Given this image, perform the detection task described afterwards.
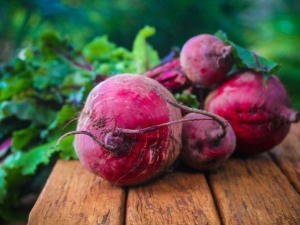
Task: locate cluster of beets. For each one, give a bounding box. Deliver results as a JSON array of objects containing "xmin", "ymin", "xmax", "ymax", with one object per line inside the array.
[{"xmin": 59, "ymin": 34, "xmax": 300, "ymax": 186}]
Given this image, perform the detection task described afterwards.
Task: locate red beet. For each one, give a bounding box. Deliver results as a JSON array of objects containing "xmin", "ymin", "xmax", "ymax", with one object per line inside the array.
[
  {"xmin": 180, "ymin": 113, "xmax": 236, "ymax": 171},
  {"xmin": 63, "ymin": 74, "xmax": 183, "ymax": 185},
  {"xmin": 143, "ymin": 58, "xmax": 187, "ymax": 91},
  {"xmin": 205, "ymin": 70, "xmax": 300, "ymax": 155},
  {"xmin": 180, "ymin": 34, "xmax": 233, "ymax": 87}
]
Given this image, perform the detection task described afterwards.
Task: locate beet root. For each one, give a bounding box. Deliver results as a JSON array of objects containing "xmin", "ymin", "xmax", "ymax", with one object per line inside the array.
[
  {"xmin": 71, "ymin": 74, "xmax": 183, "ymax": 185},
  {"xmin": 205, "ymin": 70, "xmax": 300, "ymax": 155},
  {"xmin": 180, "ymin": 34, "xmax": 233, "ymax": 87},
  {"xmin": 180, "ymin": 113, "xmax": 236, "ymax": 171}
]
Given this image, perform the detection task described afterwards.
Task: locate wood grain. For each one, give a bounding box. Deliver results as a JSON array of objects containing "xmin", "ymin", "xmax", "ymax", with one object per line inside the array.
[
  {"xmin": 28, "ymin": 160, "xmax": 126, "ymax": 225},
  {"xmin": 28, "ymin": 124, "xmax": 300, "ymax": 225},
  {"xmin": 208, "ymin": 153, "xmax": 300, "ymax": 225},
  {"xmin": 269, "ymin": 123, "xmax": 300, "ymax": 193},
  {"xmin": 126, "ymin": 170, "xmax": 220, "ymax": 225}
]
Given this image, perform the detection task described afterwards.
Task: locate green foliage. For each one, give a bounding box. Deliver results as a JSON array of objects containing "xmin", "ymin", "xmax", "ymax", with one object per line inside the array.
[
  {"xmin": 83, "ymin": 35, "xmax": 117, "ymax": 62},
  {"xmin": 132, "ymin": 26, "xmax": 160, "ymax": 73},
  {"xmin": 0, "ymin": 32, "xmax": 83, "ymax": 220},
  {"xmin": 2, "ymin": 142, "xmax": 59, "ymax": 178},
  {"xmin": 245, "ymin": 3, "xmax": 300, "ymax": 110},
  {"xmin": 174, "ymin": 90, "xmax": 199, "ymax": 109},
  {"xmin": 11, "ymin": 127, "xmax": 39, "ymax": 151},
  {"xmin": 215, "ymin": 30, "xmax": 281, "ymax": 81},
  {"xmin": 83, "ymin": 35, "xmax": 136, "ymax": 75},
  {"xmin": 0, "ymin": 26, "xmax": 159, "ymax": 222}
]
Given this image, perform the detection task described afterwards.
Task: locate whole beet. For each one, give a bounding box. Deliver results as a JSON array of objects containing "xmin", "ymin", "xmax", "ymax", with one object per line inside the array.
[
  {"xmin": 73, "ymin": 74, "xmax": 182, "ymax": 185},
  {"xmin": 181, "ymin": 113, "xmax": 236, "ymax": 171},
  {"xmin": 205, "ymin": 70, "xmax": 300, "ymax": 155},
  {"xmin": 180, "ymin": 34, "xmax": 233, "ymax": 87}
]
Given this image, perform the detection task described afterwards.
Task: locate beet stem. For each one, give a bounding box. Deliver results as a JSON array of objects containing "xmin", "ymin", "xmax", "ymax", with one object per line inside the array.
[
  {"xmin": 278, "ymin": 107, "xmax": 300, "ymax": 123},
  {"xmin": 56, "ymin": 130, "xmax": 116, "ymax": 151},
  {"xmin": 221, "ymin": 46, "xmax": 232, "ymax": 58},
  {"xmin": 295, "ymin": 112, "xmax": 300, "ymax": 123},
  {"xmin": 289, "ymin": 111, "xmax": 300, "ymax": 123},
  {"xmin": 117, "ymin": 118, "xmax": 213, "ymax": 134},
  {"xmin": 56, "ymin": 119, "xmax": 214, "ymax": 152},
  {"xmin": 153, "ymin": 89, "xmax": 228, "ymax": 139}
]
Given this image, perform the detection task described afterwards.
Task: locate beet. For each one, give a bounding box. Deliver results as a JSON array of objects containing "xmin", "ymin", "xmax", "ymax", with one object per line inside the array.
[
  {"xmin": 180, "ymin": 113, "xmax": 236, "ymax": 171},
  {"xmin": 180, "ymin": 34, "xmax": 233, "ymax": 87},
  {"xmin": 205, "ymin": 70, "xmax": 300, "ymax": 155},
  {"xmin": 143, "ymin": 58, "xmax": 188, "ymax": 91},
  {"xmin": 62, "ymin": 74, "xmax": 183, "ymax": 185}
]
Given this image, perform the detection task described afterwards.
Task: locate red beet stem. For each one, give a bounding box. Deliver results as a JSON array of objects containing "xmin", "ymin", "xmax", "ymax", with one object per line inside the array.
[
  {"xmin": 280, "ymin": 107, "xmax": 300, "ymax": 123},
  {"xmin": 56, "ymin": 130, "xmax": 117, "ymax": 151},
  {"xmin": 56, "ymin": 118, "xmax": 215, "ymax": 154},
  {"xmin": 220, "ymin": 45, "xmax": 232, "ymax": 58},
  {"xmin": 116, "ymin": 117, "xmax": 214, "ymax": 134},
  {"xmin": 153, "ymin": 88, "xmax": 228, "ymax": 139},
  {"xmin": 143, "ymin": 58, "xmax": 187, "ymax": 90}
]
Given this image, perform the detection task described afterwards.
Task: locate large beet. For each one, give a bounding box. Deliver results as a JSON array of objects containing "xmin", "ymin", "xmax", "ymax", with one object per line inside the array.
[
  {"xmin": 205, "ymin": 70, "xmax": 300, "ymax": 155},
  {"xmin": 72, "ymin": 74, "xmax": 182, "ymax": 185}
]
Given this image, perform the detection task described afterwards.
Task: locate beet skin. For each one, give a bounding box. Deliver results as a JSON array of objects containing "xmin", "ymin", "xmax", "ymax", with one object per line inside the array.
[
  {"xmin": 180, "ymin": 34, "xmax": 233, "ymax": 87},
  {"xmin": 74, "ymin": 74, "xmax": 182, "ymax": 185},
  {"xmin": 180, "ymin": 113, "xmax": 236, "ymax": 171},
  {"xmin": 205, "ymin": 70, "xmax": 300, "ymax": 155}
]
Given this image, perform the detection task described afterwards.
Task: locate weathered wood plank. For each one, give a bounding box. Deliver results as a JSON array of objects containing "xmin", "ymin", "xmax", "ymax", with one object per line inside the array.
[
  {"xmin": 208, "ymin": 153, "xmax": 300, "ymax": 225},
  {"xmin": 28, "ymin": 160, "xmax": 125, "ymax": 225},
  {"xmin": 126, "ymin": 170, "xmax": 220, "ymax": 225},
  {"xmin": 269, "ymin": 123, "xmax": 300, "ymax": 193}
]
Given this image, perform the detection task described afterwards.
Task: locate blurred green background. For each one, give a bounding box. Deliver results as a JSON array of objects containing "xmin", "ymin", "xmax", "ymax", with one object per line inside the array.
[{"xmin": 1, "ymin": 0, "xmax": 299, "ymax": 109}]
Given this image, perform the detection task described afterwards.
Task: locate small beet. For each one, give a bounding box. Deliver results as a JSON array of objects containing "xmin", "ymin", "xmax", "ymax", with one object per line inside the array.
[
  {"xmin": 180, "ymin": 113, "xmax": 236, "ymax": 171},
  {"xmin": 205, "ymin": 70, "xmax": 300, "ymax": 155},
  {"xmin": 180, "ymin": 34, "xmax": 233, "ymax": 87}
]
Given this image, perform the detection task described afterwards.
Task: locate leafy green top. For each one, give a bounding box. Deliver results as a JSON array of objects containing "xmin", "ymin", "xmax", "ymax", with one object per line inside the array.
[
  {"xmin": 215, "ymin": 30, "xmax": 281, "ymax": 80},
  {"xmin": 0, "ymin": 26, "xmax": 159, "ymax": 222}
]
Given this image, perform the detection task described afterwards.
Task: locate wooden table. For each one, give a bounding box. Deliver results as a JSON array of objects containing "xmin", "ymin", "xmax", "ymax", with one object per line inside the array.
[{"xmin": 28, "ymin": 124, "xmax": 300, "ymax": 225}]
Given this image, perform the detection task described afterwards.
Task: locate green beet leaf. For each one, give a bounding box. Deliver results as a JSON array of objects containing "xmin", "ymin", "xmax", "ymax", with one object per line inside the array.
[
  {"xmin": 11, "ymin": 127, "xmax": 40, "ymax": 151},
  {"xmin": 215, "ymin": 30, "xmax": 281, "ymax": 80},
  {"xmin": 2, "ymin": 141, "xmax": 59, "ymax": 175},
  {"xmin": 0, "ymin": 26, "xmax": 163, "ymax": 222},
  {"xmin": 132, "ymin": 25, "xmax": 160, "ymax": 73},
  {"xmin": 56, "ymin": 135, "xmax": 77, "ymax": 160},
  {"xmin": 174, "ymin": 90, "xmax": 199, "ymax": 109},
  {"xmin": 83, "ymin": 36, "xmax": 136, "ymax": 75},
  {"xmin": 0, "ymin": 100, "xmax": 57, "ymax": 126},
  {"xmin": 0, "ymin": 141, "xmax": 59, "ymax": 206},
  {"xmin": 83, "ymin": 35, "xmax": 117, "ymax": 62},
  {"xmin": 0, "ymin": 168, "xmax": 7, "ymax": 204}
]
